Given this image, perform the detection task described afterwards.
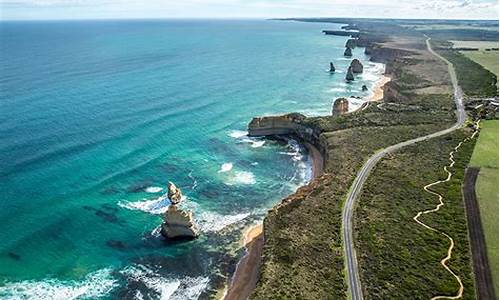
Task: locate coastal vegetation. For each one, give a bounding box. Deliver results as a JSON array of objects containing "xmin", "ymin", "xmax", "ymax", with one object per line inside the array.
[
  {"xmin": 469, "ymin": 119, "xmax": 499, "ymax": 294},
  {"xmin": 354, "ymin": 129, "xmax": 477, "ymax": 299}
]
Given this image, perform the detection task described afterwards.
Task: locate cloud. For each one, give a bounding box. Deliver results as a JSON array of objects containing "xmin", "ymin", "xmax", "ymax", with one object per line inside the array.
[{"xmin": 0, "ymin": 0, "xmax": 497, "ymax": 20}]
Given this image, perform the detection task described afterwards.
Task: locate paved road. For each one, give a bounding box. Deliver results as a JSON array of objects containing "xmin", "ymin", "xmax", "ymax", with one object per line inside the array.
[{"xmin": 342, "ymin": 37, "xmax": 467, "ymax": 300}]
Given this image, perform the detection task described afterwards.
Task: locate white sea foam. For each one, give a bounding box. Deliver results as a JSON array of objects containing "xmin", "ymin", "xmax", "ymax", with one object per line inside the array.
[
  {"xmin": 228, "ymin": 130, "xmax": 248, "ymax": 138},
  {"xmin": 225, "ymin": 171, "xmax": 256, "ymax": 185},
  {"xmin": 250, "ymin": 140, "xmax": 265, "ymax": 148},
  {"xmin": 120, "ymin": 265, "xmax": 209, "ymax": 300},
  {"xmin": 196, "ymin": 211, "xmax": 251, "ymax": 232},
  {"xmin": 0, "ymin": 269, "xmax": 117, "ymax": 300},
  {"xmin": 121, "ymin": 197, "xmax": 250, "ymax": 233},
  {"xmin": 118, "ymin": 195, "xmax": 171, "ymax": 215},
  {"xmin": 145, "ymin": 186, "xmax": 163, "ymax": 193},
  {"xmin": 218, "ymin": 162, "xmax": 233, "ymax": 173}
]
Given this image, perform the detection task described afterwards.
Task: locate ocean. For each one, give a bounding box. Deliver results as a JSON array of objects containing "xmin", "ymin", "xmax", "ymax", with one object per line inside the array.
[{"xmin": 0, "ymin": 19, "xmax": 384, "ymax": 299}]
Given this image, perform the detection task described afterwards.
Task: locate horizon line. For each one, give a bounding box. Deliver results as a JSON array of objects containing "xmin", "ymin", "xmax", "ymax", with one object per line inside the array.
[{"xmin": 1, "ymin": 16, "xmax": 498, "ymax": 22}]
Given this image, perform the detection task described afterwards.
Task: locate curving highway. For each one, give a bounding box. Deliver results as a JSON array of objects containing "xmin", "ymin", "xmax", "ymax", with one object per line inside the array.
[{"xmin": 342, "ymin": 37, "xmax": 467, "ymax": 300}]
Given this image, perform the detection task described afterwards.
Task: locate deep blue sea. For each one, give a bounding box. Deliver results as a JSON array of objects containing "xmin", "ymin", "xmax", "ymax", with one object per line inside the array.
[{"xmin": 0, "ymin": 19, "xmax": 383, "ymax": 299}]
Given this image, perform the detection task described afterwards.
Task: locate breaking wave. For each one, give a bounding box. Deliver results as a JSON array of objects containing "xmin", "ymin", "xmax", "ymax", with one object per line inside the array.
[
  {"xmin": 218, "ymin": 162, "xmax": 233, "ymax": 173},
  {"xmin": 0, "ymin": 269, "xmax": 117, "ymax": 300},
  {"xmin": 145, "ymin": 186, "xmax": 163, "ymax": 193},
  {"xmin": 121, "ymin": 265, "xmax": 209, "ymax": 300}
]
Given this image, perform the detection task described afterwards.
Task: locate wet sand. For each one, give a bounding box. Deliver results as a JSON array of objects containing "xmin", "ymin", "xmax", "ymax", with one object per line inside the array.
[
  {"xmin": 368, "ymin": 75, "xmax": 391, "ymax": 102},
  {"xmin": 224, "ymin": 224, "xmax": 264, "ymax": 300}
]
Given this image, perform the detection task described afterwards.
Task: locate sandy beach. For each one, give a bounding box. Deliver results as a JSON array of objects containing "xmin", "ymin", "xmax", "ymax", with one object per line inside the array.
[
  {"xmin": 224, "ymin": 224, "xmax": 264, "ymax": 300},
  {"xmin": 368, "ymin": 74, "xmax": 391, "ymax": 102},
  {"xmin": 223, "ymin": 141, "xmax": 323, "ymax": 300}
]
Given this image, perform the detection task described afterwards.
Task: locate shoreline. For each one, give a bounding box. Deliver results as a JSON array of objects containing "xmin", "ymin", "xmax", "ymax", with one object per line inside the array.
[
  {"xmin": 224, "ymin": 44, "xmax": 387, "ymax": 300},
  {"xmin": 368, "ymin": 74, "xmax": 391, "ymax": 102},
  {"xmin": 223, "ymin": 141, "xmax": 323, "ymax": 300}
]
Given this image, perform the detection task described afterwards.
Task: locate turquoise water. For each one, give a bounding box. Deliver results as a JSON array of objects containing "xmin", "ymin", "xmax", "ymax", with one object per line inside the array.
[{"xmin": 0, "ymin": 19, "xmax": 383, "ymax": 298}]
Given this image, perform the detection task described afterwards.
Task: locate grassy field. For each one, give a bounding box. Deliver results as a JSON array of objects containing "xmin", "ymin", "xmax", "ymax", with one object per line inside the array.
[
  {"xmin": 354, "ymin": 129, "xmax": 477, "ymax": 299},
  {"xmin": 432, "ymin": 40, "xmax": 498, "ymax": 97},
  {"xmin": 463, "ymin": 51, "xmax": 499, "ymax": 77},
  {"xmin": 450, "ymin": 40, "xmax": 499, "ymax": 76},
  {"xmin": 470, "ymin": 119, "xmax": 499, "ymax": 294},
  {"xmin": 451, "ymin": 40, "xmax": 499, "ymax": 49}
]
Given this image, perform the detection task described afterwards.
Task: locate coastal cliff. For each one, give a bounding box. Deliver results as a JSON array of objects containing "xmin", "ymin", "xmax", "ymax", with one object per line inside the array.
[{"xmin": 248, "ymin": 113, "xmax": 327, "ymax": 174}]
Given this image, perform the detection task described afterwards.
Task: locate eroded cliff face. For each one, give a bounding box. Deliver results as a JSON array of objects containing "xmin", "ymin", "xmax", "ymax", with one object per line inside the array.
[{"xmin": 248, "ymin": 113, "xmax": 328, "ymax": 170}]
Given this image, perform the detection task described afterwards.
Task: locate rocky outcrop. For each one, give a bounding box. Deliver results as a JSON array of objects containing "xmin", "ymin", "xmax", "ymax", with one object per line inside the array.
[
  {"xmin": 346, "ymin": 66, "xmax": 355, "ymax": 81},
  {"xmin": 345, "ymin": 39, "xmax": 356, "ymax": 49},
  {"xmin": 362, "ymin": 85, "xmax": 368, "ymax": 91},
  {"xmin": 248, "ymin": 113, "xmax": 306, "ymax": 136},
  {"xmin": 247, "ymin": 113, "xmax": 328, "ymax": 171},
  {"xmin": 161, "ymin": 182, "xmax": 199, "ymax": 239},
  {"xmin": 332, "ymin": 98, "xmax": 349, "ymax": 115},
  {"xmin": 382, "ymin": 81, "xmax": 408, "ymax": 103},
  {"xmin": 167, "ymin": 182, "xmax": 183, "ymax": 205},
  {"xmin": 350, "ymin": 59, "xmax": 363, "ymax": 73},
  {"xmin": 329, "ymin": 62, "xmax": 336, "ymax": 73},
  {"xmin": 322, "ymin": 30, "xmax": 360, "ymax": 38},
  {"xmin": 344, "ymin": 47, "xmax": 352, "ymax": 57}
]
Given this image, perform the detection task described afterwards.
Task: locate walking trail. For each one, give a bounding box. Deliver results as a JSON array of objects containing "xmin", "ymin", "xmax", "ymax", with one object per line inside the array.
[{"xmin": 413, "ymin": 120, "xmax": 480, "ymax": 300}]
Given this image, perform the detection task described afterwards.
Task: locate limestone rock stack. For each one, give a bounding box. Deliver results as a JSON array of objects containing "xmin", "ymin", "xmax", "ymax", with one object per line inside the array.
[
  {"xmin": 350, "ymin": 59, "xmax": 364, "ymax": 73},
  {"xmin": 344, "ymin": 47, "xmax": 352, "ymax": 57},
  {"xmin": 332, "ymin": 98, "xmax": 349, "ymax": 115},
  {"xmin": 329, "ymin": 62, "xmax": 336, "ymax": 73},
  {"xmin": 345, "ymin": 38, "xmax": 356, "ymax": 49},
  {"xmin": 160, "ymin": 182, "xmax": 199, "ymax": 239},
  {"xmin": 345, "ymin": 66, "xmax": 355, "ymax": 81}
]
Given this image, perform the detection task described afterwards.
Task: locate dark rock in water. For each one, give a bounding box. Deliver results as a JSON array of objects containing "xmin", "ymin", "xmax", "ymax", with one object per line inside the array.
[
  {"xmin": 106, "ymin": 240, "xmax": 127, "ymax": 250},
  {"xmin": 127, "ymin": 181, "xmax": 153, "ymax": 193},
  {"xmin": 350, "ymin": 59, "xmax": 364, "ymax": 73},
  {"xmin": 344, "ymin": 47, "xmax": 352, "ymax": 57},
  {"xmin": 364, "ymin": 45, "xmax": 373, "ymax": 55},
  {"xmin": 345, "ymin": 38, "xmax": 356, "ymax": 49},
  {"xmin": 329, "ymin": 62, "xmax": 336, "ymax": 73},
  {"xmin": 95, "ymin": 209, "xmax": 122, "ymax": 224},
  {"xmin": 100, "ymin": 186, "xmax": 119, "ymax": 195},
  {"xmin": 7, "ymin": 252, "xmax": 21, "ymax": 261},
  {"xmin": 332, "ymin": 98, "xmax": 349, "ymax": 115},
  {"xmin": 362, "ymin": 85, "xmax": 368, "ymax": 91},
  {"xmin": 346, "ymin": 66, "xmax": 355, "ymax": 81}
]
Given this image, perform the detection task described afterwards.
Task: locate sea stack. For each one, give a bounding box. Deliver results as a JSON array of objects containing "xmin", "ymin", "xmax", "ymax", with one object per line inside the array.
[
  {"xmin": 345, "ymin": 38, "xmax": 356, "ymax": 49},
  {"xmin": 344, "ymin": 47, "xmax": 353, "ymax": 57},
  {"xmin": 161, "ymin": 182, "xmax": 199, "ymax": 239},
  {"xmin": 362, "ymin": 85, "xmax": 368, "ymax": 91},
  {"xmin": 332, "ymin": 98, "xmax": 349, "ymax": 115},
  {"xmin": 329, "ymin": 62, "xmax": 336, "ymax": 73},
  {"xmin": 350, "ymin": 59, "xmax": 364, "ymax": 73},
  {"xmin": 346, "ymin": 66, "xmax": 355, "ymax": 81}
]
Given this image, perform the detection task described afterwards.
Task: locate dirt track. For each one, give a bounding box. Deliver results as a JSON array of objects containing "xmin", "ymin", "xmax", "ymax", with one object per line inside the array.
[{"xmin": 463, "ymin": 167, "xmax": 497, "ymax": 300}]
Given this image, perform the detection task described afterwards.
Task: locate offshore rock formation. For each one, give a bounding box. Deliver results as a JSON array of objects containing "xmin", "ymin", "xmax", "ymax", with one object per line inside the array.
[
  {"xmin": 362, "ymin": 85, "xmax": 368, "ymax": 91},
  {"xmin": 350, "ymin": 59, "xmax": 364, "ymax": 73},
  {"xmin": 332, "ymin": 98, "xmax": 349, "ymax": 115},
  {"xmin": 167, "ymin": 182, "xmax": 183, "ymax": 205},
  {"xmin": 344, "ymin": 47, "xmax": 353, "ymax": 57},
  {"xmin": 345, "ymin": 66, "xmax": 355, "ymax": 81},
  {"xmin": 345, "ymin": 38, "xmax": 356, "ymax": 49},
  {"xmin": 329, "ymin": 62, "xmax": 336, "ymax": 73},
  {"xmin": 161, "ymin": 182, "xmax": 199, "ymax": 239}
]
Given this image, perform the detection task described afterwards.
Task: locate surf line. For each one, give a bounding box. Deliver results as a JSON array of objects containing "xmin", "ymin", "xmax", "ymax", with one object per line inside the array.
[{"xmin": 413, "ymin": 120, "xmax": 480, "ymax": 300}]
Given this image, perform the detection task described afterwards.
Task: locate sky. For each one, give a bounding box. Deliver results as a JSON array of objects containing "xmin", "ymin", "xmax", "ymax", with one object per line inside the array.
[{"xmin": 0, "ymin": 0, "xmax": 498, "ymax": 21}]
